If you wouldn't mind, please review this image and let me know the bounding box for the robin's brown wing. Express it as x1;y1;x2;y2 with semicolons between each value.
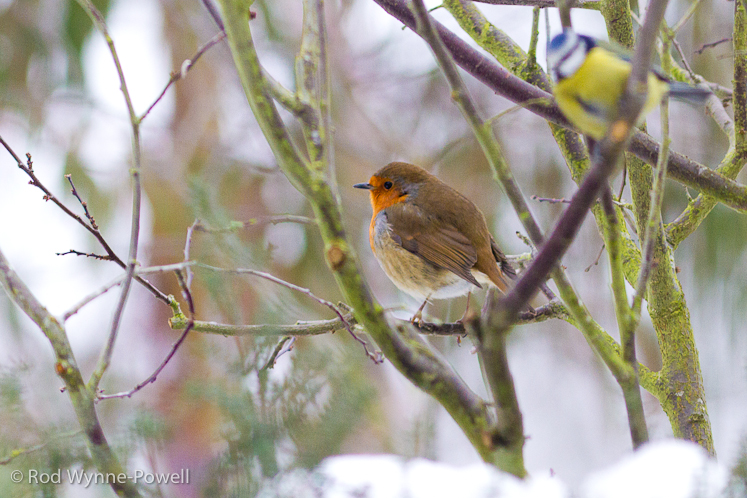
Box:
385;203;481;288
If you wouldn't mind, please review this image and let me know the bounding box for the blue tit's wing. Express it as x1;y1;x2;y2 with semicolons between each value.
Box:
575;96;614;122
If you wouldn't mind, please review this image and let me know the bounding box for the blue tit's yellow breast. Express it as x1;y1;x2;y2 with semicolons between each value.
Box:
553;47;670;139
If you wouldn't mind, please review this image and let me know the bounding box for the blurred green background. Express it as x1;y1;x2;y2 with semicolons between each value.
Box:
0;0;743;496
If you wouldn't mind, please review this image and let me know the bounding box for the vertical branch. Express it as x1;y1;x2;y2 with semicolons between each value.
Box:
624;37;714;453
600;188;649;447
409;0;652;456
0;249;141;498
734;0;747;151
411;0;530;475
75;0;144;391
217;0;500;461
297;0;324;169
317;0;336;185
631;70;671;323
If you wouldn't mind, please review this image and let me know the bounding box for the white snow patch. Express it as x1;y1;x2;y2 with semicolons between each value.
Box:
257;440;734;498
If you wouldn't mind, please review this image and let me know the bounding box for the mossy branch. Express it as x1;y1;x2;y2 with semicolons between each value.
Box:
424;0;661;448
375;0;747;211
0;248;140;497
217;0;505;461
600;188;649;447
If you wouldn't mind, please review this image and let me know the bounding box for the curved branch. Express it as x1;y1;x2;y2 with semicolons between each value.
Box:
217;0;499;459
373;0;747;212
0;248;140;498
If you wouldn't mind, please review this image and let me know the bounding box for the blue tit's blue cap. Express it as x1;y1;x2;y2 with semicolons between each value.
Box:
548;29;592;80
548;31;571;53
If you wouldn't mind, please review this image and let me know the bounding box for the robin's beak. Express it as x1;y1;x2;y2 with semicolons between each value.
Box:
353;182;374;190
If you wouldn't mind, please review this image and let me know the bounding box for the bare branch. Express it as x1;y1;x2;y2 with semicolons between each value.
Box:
141;30;228;122
197;263;382;362
56;250;111;260
169;302;566;336
97;271;195;401
0;137;168;303
695;37;732;54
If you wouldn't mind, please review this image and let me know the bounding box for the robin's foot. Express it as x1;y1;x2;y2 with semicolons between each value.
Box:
410;299;429;325
456;290;472;325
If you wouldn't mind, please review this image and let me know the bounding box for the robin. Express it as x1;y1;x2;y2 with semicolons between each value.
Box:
354;162;515;322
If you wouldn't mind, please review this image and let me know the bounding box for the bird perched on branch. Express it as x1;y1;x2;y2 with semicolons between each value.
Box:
548;28;710;140
354;162;515;323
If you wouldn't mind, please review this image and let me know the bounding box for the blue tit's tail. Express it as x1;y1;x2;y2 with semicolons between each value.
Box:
668;82;711;104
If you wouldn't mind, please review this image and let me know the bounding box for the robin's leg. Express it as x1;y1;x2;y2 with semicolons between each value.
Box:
456;290;472;324
411;298;429;324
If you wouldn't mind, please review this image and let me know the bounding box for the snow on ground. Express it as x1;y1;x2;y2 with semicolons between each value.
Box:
257;440;737;498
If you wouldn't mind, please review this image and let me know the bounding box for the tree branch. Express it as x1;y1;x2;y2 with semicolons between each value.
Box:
76;0;145;393
217;0;500;460
0;248;140;497
0;138;168;304
373;0;747;212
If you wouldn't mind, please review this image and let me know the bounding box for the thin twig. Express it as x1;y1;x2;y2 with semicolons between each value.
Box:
531;195;571;204
670;0;702;33
0;430;82;465
65;174;98;229
617;162;627;201
584;244;606;272
260;337;296;370
64;277;124;322
97;270;195;401
56;249;111;260
141;30;227;122
198;263;383;363
80;0;144;392
184;220;199;290
193;215;317;233
670;38;697;80
695;37;732;55
202;0;225;30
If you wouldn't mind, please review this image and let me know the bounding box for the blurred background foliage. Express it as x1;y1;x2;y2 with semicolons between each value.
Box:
0;0;744;496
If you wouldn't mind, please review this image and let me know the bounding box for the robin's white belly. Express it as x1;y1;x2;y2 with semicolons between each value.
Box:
372;213;490;300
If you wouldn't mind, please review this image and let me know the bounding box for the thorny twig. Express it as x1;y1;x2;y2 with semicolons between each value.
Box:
0;136;168;304
56;250;111;261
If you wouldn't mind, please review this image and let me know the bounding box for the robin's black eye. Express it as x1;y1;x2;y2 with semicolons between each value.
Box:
383;181;393;190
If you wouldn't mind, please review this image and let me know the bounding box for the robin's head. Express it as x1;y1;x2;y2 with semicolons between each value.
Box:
354;162;431;213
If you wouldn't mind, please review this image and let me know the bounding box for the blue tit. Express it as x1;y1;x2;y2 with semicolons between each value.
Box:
547;28;710;139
